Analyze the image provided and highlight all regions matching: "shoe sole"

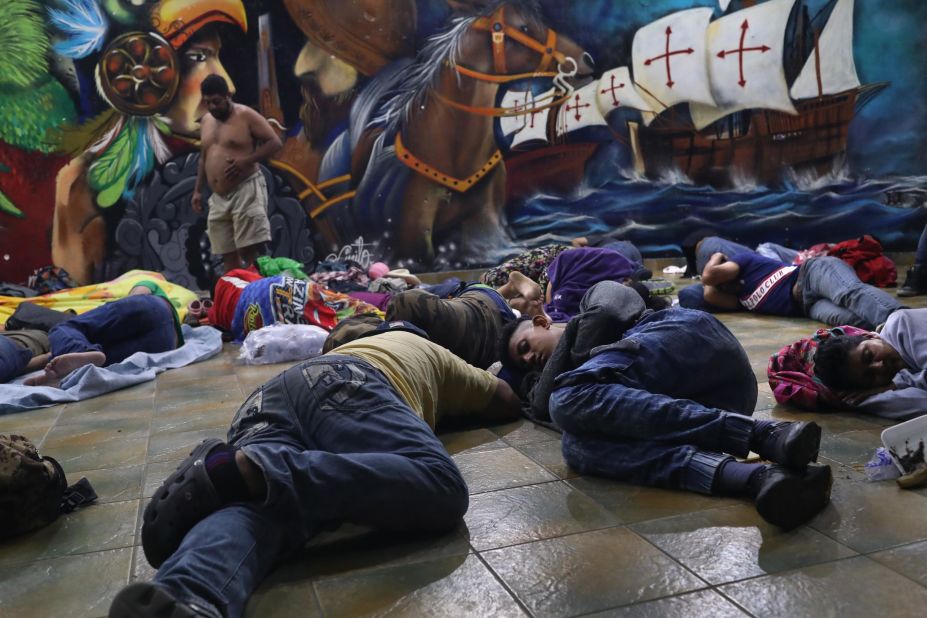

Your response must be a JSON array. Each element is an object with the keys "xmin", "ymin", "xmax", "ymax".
[
  {"xmin": 785, "ymin": 422, "xmax": 822, "ymax": 468},
  {"xmin": 142, "ymin": 439, "xmax": 224, "ymax": 568},
  {"xmin": 109, "ymin": 582, "xmax": 202, "ymax": 618},
  {"xmin": 756, "ymin": 465, "xmax": 833, "ymax": 530}
]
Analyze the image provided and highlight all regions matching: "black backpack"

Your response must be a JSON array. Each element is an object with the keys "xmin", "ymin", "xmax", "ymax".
[{"xmin": 0, "ymin": 435, "xmax": 96, "ymax": 540}]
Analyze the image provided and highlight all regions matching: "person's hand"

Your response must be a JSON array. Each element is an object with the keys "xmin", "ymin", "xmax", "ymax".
[
  {"xmin": 192, "ymin": 191, "xmax": 203, "ymax": 214},
  {"xmin": 224, "ymin": 156, "xmax": 250, "ymax": 180},
  {"xmin": 837, "ymin": 383, "xmax": 894, "ymax": 407}
]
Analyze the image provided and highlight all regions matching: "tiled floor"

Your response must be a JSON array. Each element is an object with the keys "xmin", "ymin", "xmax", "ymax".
[{"xmin": 2, "ymin": 281, "xmax": 927, "ymax": 618}]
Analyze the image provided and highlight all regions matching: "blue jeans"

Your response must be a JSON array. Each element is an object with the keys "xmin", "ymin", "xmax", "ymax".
[
  {"xmin": 48, "ymin": 295, "xmax": 177, "ymax": 364},
  {"xmin": 917, "ymin": 224, "xmax": 927, "ymax": 265},
  {"xmin": 695, "ymin": 236, "xmax": 752, "ymax": 275},
  {"xmin": 0, "ymin": 336, "xmax": 31, "ymax": 383},
  {"xmin": 799, "ymin": 256, "xmax": 902, "ymax": 329},
  {"xmin": 155, "ymin": 356, "xmax": 468, "ymax": 618},
  {"xmin": 549, "ymin": 309, "xmax": 757, "ymax": 494},
  {"xmin": 756, "ymin": 242, "xmax": 799, "ymax": 264}
]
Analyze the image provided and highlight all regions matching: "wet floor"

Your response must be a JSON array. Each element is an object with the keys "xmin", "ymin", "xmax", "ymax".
[{"xmin": 1, "ymin": 278, "xmax": 926, "ymax": 617}]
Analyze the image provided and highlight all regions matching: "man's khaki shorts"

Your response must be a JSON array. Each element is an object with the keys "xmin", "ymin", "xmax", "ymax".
[{"xmin": 207, "ymin": 171, "xmax": 272, "ymax": 255}]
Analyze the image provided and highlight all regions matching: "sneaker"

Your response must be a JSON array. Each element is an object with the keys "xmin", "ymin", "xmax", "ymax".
[
  {"xmin": 640, "ymin": 278, "xmax": 675, "ymax": 295},
  {"xmin": 897, "ymin": 265, "xmax": 927, "ymax": 297},
  {"xmin": 754, "ymin": 464, "xmax": 833, "ymax": 530},
  {"xmin": 751, "ymin": 421, "xmax": 821, "ymax": 468},
  {"xmin": 142, "ymin": 439, "xmax": 224, "ymax": 568},
  {"xmin": 109, "ymin": 582, "xmax": 213, "ymax": 618}
]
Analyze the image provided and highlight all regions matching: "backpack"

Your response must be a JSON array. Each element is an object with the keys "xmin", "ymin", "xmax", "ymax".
[
  {"xmin": 827, "ymin": 235, "xmax": 897, "ymax": 288},
  {"xmin": 0, "ymin": 435, "xmax": 97, "ymax": 540},
  {"xmin": 5, "ymin": 302, "xmax": 75, "ymax": 332},
  {"xmin": 767, "ymin": 325, "xmax": 869, "ymax": 410},
  {"xmin": 27, "ymin": 266, "xmax": 77, "ymax": 295}
]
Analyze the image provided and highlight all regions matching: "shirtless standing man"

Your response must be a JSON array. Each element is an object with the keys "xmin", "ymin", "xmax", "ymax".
[{"xmin": 193, "ymin": 74, "xmax": 283, "ymax": 273}]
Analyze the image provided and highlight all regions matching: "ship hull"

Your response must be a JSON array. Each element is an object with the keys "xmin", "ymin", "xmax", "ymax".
[
  {"xmin": 634, "ymin": 89, "xmax": 860, "ymax": 186},
  {"xmin": 505, "ymin": 143, "xmax": 601, "ymax": 202}
]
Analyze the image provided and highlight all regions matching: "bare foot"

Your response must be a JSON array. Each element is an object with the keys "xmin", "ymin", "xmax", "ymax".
[
  {"xmin": 508, "ymin": 271, "xmax": 542, "ymax": 301},
  {"xmin": 46, "ymin": 351, "xmax": 106, "ymax": 381},
  {"xmin": 24, "ymin": 369, "xmax": 61, "ymax": 388}
]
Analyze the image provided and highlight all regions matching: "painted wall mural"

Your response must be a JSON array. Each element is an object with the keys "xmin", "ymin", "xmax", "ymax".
[{"xmin": 0, "ymin": 0, "xmax": 925, "ymax": 285}]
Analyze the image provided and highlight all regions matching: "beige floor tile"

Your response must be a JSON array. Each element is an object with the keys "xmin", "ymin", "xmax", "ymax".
[
  {"xmin": 483, "ymin": 527, "xmax": 705, "ymax": 617},
  {"xmin": 490, "ymin": 419, "xmax": 561, "ymax": 445},
  {"xmin": 453, "ymin": 446, "xmax": 557, "ymax": 494},
  {"xmin": 0, "ymin": 500, "xmax": 138, "ymax": 568},
  {"xmin": 149, "ymin": 404, "xmax": 236, "ymax": 434},
  {"xmin": 869, "ymin": 539, "xmax": 927, "ymax": 587},
  {"xmin": 69, "ymin": 464, "xmax": 145, "ymax": 504},
  {"xmin": 143, "ymin": 458, "xmax": 184, "ymax": 498},
  {"xmin": 818, "ymin": 429, "xmax": 884, "ymax": 467},
  {"xmin": 719, "ymin": 556, "xmax": 927, "ymax": 618},
  {"xmin": 465, "ymin": 481, "xmax": 619, "ymax": 551},
  {"xmin": 567, "ymin": 475, "xmax": 739, "ymax": 524},
  {"xmin": 439, "ymin": 428, "xmax": 507, "ymax": 456},
  {"xmin": 42, "ymin": 434, "xmax": 149, "ymax": 471},
  {"xmin": 587, "ymin": 590, "xmax": 750, "ymax": 618},
  {"xmin": 154, "ymin": 386, "xmax": 242, "ymax": 416},
  {"xmin": 245, "ymin": 561, "xmax": 324, "ymax": 618},
  {"xmin": 0, "ymin": 547, "xmax": 132, "ymax": 618},
  {"xmin": 314, "ymin": 554, "xmax": 525, "ymax": 618},
  {"xmin": 811, "ymin": 470, "xmax": 927, "ymax": 552},
  {"xmin": 301, "ymin": 524, "xmax": 471, "ymax": 579},
  {"xmin": 517, "ymin": 439, "xmax": 579, "ymax": 480},
  {"xmin": 146, "ymin": 427, "xmax": 225, "ymax": 463},
  {"xmin": 631, "ymin": 504, "xmax": 857, "ymax": 585}
]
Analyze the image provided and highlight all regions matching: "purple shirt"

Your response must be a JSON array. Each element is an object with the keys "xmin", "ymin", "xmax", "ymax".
[
  {"xmin": 731, "ymin": 252, "xmax": 801, "ymax": 316},
  {"xmin": 544, "ymin": 247, "xmax": 636, "ymax": 322}
]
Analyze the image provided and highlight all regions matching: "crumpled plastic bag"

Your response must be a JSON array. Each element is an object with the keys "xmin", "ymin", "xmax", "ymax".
[
  {"xmin": 865, "ymin": 447, "xmax": 901, "ymax": 482},
  {"xmin": 238, "ymin": 324, "xmax": 328, "ymax": 365}
]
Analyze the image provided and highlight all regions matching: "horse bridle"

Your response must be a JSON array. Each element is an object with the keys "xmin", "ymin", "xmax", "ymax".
[
  {"xmin": 455, "ymin": 5, "xmax": 568, "ymax": 83},
  {"xmin": 434, "ymin": 6, "xmax": 578, "ymax": 117}
]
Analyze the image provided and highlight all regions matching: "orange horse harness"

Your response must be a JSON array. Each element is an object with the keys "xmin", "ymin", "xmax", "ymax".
[{"xmin": 397, "ymin": 5, "xmax": 572, "ymax": 190}]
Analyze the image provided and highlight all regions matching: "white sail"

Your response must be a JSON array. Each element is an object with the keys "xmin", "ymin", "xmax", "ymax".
[
  {"xmin": 555, "ymin": 81, "xmax": 608, "ymax": 136},
  {"xmin": 719, "ymin": 0, "xmax": 732, "ymax": 11},
  {"xmin": 701, "ymin": 0, "xmax": 797, "ymax": 124},
  {"xmin": 509, "ymin": 88, "xmax": 555, "ymax": 148},
  {"xmin": 790, "ymin": 0, "xmax": 861, "ymax": 99},
  {"xmin": 499, "ymin": 90, "xmax": 531, "ymax": 136},
  {"xmin": 688, "ymin": 101, "xmax": 733, "ymax": 131},
  {"xmin": 596, "ymin": 67, "xmax": 656, "ymax": 116},
  {"xmin": 632, "ymin": 8, "xmax": 716, "ymax": 111}
]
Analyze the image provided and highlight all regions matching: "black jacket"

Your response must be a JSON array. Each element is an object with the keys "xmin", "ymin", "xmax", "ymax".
[{"xmin": 524, "ymin": 281, "xmax": 651, "ymax": 426}]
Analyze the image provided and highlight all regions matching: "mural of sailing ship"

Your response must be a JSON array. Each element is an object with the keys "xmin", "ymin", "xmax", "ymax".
[{"xmin": 500, "ymin": 0, "xmax": 886, "ymax": 189}]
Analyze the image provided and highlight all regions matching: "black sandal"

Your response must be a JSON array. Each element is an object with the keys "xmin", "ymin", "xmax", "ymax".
[{"xmin": 142, "ymin": 439, "xmax": 224, "ymax": 568}]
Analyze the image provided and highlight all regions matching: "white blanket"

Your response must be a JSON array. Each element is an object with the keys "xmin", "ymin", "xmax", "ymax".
[{"xmin": 0, "ymin": 325, "xmax": 223, "ymax": 414}]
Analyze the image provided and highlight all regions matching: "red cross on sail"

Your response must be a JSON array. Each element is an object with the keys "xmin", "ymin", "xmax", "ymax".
[
  {"xmin": 555, "ymin": 82, "xmax": 607, "ymax": 136},
  {"xmin": 507, "ymin": 87, "xmax": 556, "ymax": 149},
  {"xmin": 595, "ymin": 67, "xmax": 655, "ymax": 123},
  {"xmin": 691, "ymin": 0, "xmax": 796, "ymax": 130},
  {"xmin": 632, "ymin": 7, "xmax": 715, "ymax": 111}
]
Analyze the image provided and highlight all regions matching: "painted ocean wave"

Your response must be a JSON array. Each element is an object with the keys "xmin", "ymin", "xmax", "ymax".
[{"xmin": 508, "ymin": 174, "xmax": 927, "ymax": 256}]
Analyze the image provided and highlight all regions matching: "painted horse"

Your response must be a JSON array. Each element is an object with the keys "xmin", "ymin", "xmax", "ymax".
[{"xmin": 316, "ymin": 0, "xmax": 593, "ymax": 268}]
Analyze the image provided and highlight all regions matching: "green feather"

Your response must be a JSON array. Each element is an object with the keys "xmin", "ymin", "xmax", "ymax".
[
  {"xmin": 0, "ymin": 0, "xmax": 50, "ymax": 89},
  {"xmin": 0, "ymin": 190, "xmax": 24, "ymax": 218},
  {"xmin": 88, "ymin": 121, "xmax": 136, "ymax": 208},
  {"xmin": 151, "ymin": 116, "xmax": 171, "ymax": 136},
  {"xmin": 0, "ymin": 78, "xmax": 76, "ymax": 153}
]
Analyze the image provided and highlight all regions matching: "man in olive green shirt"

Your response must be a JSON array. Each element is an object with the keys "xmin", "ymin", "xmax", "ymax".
[{"xmin": 113, "ymin": 328, "xmax": 520, "ymax": 618}]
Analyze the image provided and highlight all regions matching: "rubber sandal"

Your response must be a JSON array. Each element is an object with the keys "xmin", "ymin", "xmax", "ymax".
[{"xmin": 142, "ymin": 439, "xmax": 224, "ymax": 568}]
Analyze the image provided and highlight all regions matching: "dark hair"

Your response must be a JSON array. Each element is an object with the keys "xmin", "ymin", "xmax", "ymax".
[
  {"xmin": 813, "ymin": 334, "xmax": 868, "ymax": 390},
  {"xmin": 201, "ymin": 74, "xmax": 230, "ymax": 96},
  {"xmin": 498, "ymin": 315, "xmax": 533, "ymax": 370},
  {"xmin": 626, "ymin": 281, "xmax": 670, "ymax": 311}
]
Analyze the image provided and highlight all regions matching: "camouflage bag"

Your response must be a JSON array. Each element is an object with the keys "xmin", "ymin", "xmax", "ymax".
[{"xmin": 0, "ymin": 435, "xmax": 96, "ymax": 540}]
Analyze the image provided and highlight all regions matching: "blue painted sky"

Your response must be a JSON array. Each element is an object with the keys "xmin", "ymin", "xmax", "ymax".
[
  {"xmin": 420, "ymin": 0, "xmax": 926, "ymax": 177},
  {"xmin": 547, "ymin": 0, "xmax": 926, "ymax": 177}
]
